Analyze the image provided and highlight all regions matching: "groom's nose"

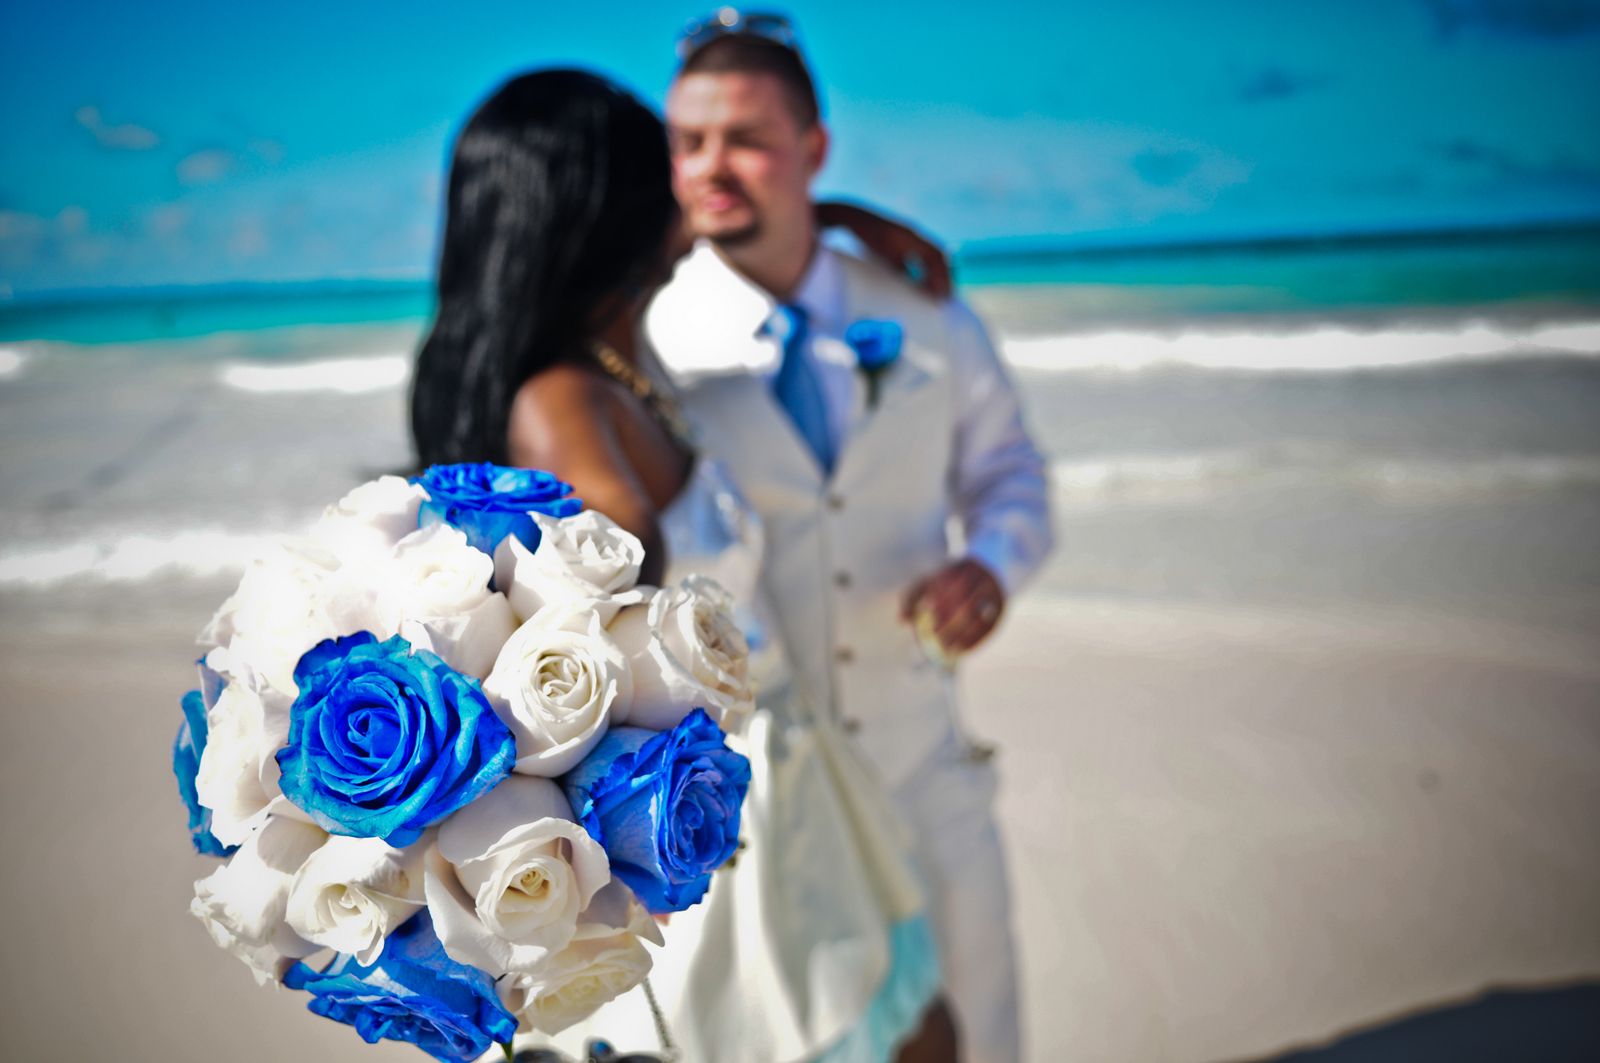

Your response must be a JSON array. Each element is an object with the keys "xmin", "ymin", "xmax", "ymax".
[{"xmin": 684, "ymin": 134, "xmax": 732, "ymax": 182}]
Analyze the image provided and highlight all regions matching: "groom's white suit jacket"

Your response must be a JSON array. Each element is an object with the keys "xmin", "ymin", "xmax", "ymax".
[{"xmin": 647, "ymin": 243, "xmax": 1053, "ymax": 786}]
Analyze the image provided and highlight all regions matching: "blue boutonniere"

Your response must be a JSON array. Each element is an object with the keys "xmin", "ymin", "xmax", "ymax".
[{"xmin": 844, "ymin": 319, "xmax": 904, "ymax": 409}]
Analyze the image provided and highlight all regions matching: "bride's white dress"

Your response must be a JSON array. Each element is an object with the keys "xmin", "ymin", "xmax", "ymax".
[{"xmin": 533, "ymin": 458, "xmax": 940, "ymax": 1063}]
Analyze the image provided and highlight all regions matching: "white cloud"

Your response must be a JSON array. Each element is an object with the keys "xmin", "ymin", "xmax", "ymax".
[
  {"xmin": 0, "ymin": 209, "xmax": 91, "ymax": 270},
  {"xmin": 145, "ymin": 203, "xmax": 192, "ymax": 239},
  {"xmin": 62, "ymin": 233, "xmax": 115, "ymax": 267},
  {"xmin": 228, "ymin": 216, "xmax": 269, "ymax": 259},
  {"xmin": 74, "ymin": 105, "xmax": 161, "ymax": 151},
  {"xmin": 0, "ymin": 210, "xmax": 48, "ymax": 242},
  {"xmin": 249, "ymin": 139, "xmax": 285, "ymax": 164},
  {"xmin": 177, "ymin": 148, "xmax": 237, "ymax": 185},
  {"xmin": 56, "ymin": 206, "xmax": 88, "ymax": 235}
]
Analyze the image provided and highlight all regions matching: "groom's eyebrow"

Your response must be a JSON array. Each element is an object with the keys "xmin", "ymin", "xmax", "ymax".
[{"xmin": 670, "ymin": 119, "xmax": 770, "ymax": 143}]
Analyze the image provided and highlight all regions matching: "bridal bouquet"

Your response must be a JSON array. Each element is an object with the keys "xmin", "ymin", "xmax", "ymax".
[{"xmin": 172, "ymin": 463, "xmax": 755, "ymax": 1062}]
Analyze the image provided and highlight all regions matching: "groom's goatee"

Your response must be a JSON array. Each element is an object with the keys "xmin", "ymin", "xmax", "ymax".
[{"xmin": 708, "ymin": 223, "xmax": 762, "ymax": 247}]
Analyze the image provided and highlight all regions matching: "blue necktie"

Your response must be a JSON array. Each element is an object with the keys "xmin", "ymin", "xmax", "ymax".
[{"xmin": 766, "ymin": 302, "xmax": 834, "ymax": 474}]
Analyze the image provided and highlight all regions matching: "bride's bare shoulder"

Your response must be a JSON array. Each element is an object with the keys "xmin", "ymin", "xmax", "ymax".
[
  {"xmin": 512, "ymin": 361, "xmax": 605, "ymax": 408},
  {"xmin": 506, "ymin": 363, "xmax": 615, "ymax": 465}
]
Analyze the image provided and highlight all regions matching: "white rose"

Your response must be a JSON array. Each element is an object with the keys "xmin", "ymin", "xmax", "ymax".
[
  {"xmin": 608, "ymin": 575, "xmax": 753, "ymax": 731},
  {"xmin": 396, "ymin": 600, "xmax": 514, "ymax": 681},
  {"xmin": 312, "ymin": 475, "xmax": 428, "ymax": 561},
  {"xmin": 380, "ymin": 523, "xmax": 514, "ymax": 679},
  {"xmin": 500, "ymin": 933, "xmax": 652, "ymax": 1034},
  {"xmin": 496, "ymin": 511, "xmax": 645, "ymax": 621},
  {"xmin": 381, "ymin": 523, "xmax": 495, "ymax": 621},
  {"xmin": 190, "ymin": 816, "xmax": 327, "ymax": 985},
  {"xmin": 317, "ymin": 560, "xmax": 388, "ymax": 645},
  {"xmin": 483, "ymin": 601, "xmax": 633, "ymax": 777},
  {"xmin": 284, "ymin": 835, "xmax": 426, "ymax": 966},
  {"xmin": 198, "ymin": 538, "xmax": 343, "ymax": 696},
  {"xmin": 194, "ymin": 675, "xmax": 292, "ymax": 847},
  {"xmin": 426, "ymin": 776, "xmax": 611, "ymax": 975},
  {"xmin": 495, "ymin": 880, "xmax": 662, "ymax": 1034}
]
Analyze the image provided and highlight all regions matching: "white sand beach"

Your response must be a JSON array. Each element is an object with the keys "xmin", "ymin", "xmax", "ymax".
[
  {"xmin": 974, "ymin": 595, "xmax": 1600, "ymax": 1061},
  {"xmin": 1, "ymin": 316, "xmax": 1598, "ymax": 1061}
]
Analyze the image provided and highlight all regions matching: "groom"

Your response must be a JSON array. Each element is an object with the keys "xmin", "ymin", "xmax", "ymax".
[{"xmin": 646, "ymin": 12, "xmax": 1053, "ymax": 1062}]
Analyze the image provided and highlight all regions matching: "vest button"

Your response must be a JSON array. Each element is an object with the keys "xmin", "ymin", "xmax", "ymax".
[
  {"xmin": 834, "ymin": 646, "xmax": 855, "ymax": 665},
  {"xmin": 840, "ymin": 717, "xmax": 862, "ymax": 734},
  {"xmin": 834, "ymin": 571, "xmax": 852, "ymax": 589},
  {"xmin": 826, "ymin": 492, "xmax": 846, "ymax": 511}
]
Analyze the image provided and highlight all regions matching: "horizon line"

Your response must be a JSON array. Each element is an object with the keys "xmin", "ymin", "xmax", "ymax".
[
  {"xmin": 5, "ymin": 216, "xmax": 1600, "ymax": 309},
  {"xmin": 958, "ymin": 216, "xmax": 1600, "ymax": 263}
]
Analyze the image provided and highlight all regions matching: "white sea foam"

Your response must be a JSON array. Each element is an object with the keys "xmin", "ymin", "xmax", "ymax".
[
  {"xmin": 1002, "ymin": 320, "xmax": 1600, "ymax": 372},
  {"xmin": 0, "ymin": 347, "xmax": 27, "ymax": 379},
  {"xmin": 0, "ymin": 528, "xmax": 278, "ymax": 588},
  {"xmin": 1050, "ymin": 450, "xmax": 1600, "ymax": 509},
  {"xmin": 219, "ymin": 353, "xmax": 409, "ymax": 394}
]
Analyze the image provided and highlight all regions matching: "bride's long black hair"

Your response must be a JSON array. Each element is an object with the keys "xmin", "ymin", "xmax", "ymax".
[{"xmin": 411, "ymin": 69, "xmax": 677, "ymax": 466}]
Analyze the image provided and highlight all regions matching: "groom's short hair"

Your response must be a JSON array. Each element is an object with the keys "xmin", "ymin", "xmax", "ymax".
[{"xmin": 677, "ymin": 34, "xmax": 821, "ymax": 128}]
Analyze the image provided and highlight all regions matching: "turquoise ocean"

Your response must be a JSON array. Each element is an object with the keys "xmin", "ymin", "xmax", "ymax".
[
  {"xmin": 3, "ymin": 222, "xmax": 1600, "ymax": 634},
  {"xmin": 4, "ymin": 222, "xmax": 1600, "ymax": 345}
]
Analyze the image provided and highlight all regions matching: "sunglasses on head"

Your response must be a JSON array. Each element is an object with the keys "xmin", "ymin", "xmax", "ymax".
[{"xmin": 677, "ymin": 8, "xmax": 801, "ymax": 59}]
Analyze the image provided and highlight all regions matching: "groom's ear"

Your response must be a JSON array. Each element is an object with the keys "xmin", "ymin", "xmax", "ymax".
[{"xmin": 802, "ymin": 122, "xmax": 829, "ymax": 182}]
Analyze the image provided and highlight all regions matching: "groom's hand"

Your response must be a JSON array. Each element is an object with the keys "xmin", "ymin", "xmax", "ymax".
[{"xmin": 901, "ymin": 558, "xmax": 1006, "ymax": 654}]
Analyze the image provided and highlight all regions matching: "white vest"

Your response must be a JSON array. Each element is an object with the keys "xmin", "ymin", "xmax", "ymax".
[{"xmin": 650, "ymin": 247, "xmax": 1009, "ymax": 785}]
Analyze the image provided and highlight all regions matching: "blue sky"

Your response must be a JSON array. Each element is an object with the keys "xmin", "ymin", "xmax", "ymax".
[{"xmin": 2, "ymin": 0, "xmax": 1599, "ymax": 295}]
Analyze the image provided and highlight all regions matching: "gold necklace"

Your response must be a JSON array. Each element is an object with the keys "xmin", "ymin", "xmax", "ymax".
[{"xmin": 589, "ymin": 342, "xmax": 697, "ymax": 450}]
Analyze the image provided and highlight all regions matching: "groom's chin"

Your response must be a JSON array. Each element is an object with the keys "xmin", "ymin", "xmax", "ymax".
[{"xmin": 702, "ymin": 219, "xmax": 761, "ymax": 247}]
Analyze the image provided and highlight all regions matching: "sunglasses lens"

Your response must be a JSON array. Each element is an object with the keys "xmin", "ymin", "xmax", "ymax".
[
  {"xmin": 678, "ymin": 9, "xmax": 798, "ymax": 56},
  {"xmin": 745, "ymin": 13, "xmax": 795, "ymax": 41}
]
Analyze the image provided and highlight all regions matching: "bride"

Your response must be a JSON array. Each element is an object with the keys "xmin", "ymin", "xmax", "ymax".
[{"xmin": 410, "ymin": 70, "xmax": 957, "ymax": 1063}]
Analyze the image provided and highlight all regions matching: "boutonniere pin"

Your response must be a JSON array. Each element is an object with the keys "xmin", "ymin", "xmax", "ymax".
[{"xmin": 844, "ymin": 319, "xmax": 904, "ymax": 410}]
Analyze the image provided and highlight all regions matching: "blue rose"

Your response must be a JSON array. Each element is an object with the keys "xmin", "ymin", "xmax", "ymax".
[
  {"xmin": 414, "ymin": 462, "xmax": 582, "ymax": 557},
  {"xmin": 561, "ymin": 708, "xmax": 751, "ymax": 913},
  {"xmin": 844, "ymin": 318, "xmax": 904, "ymax": 372},
  {"xmin": 844, "ymin": 319, "xmax": 904, "ymax": 408},
  {"xmin": 277, "ymin": 632, "xmax": 516, "ymax": 847},
  {"xmin": 284, "ymin": 909, "xmax": 517, "ymax": 1063},
  {"xmin": 172, "ymin": 688, "xmax": 237, "ymax": 858}
]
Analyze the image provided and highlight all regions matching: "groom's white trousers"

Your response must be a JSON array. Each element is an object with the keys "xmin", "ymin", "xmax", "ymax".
[{"xmin": 889, "ymin": 733, "xmax": 1022, "ymax": 1063}]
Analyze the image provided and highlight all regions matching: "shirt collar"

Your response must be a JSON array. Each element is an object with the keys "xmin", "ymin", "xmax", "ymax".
[{"xmin": 787, "ymin": 244, "xmax": 845, "ymax": 334}]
